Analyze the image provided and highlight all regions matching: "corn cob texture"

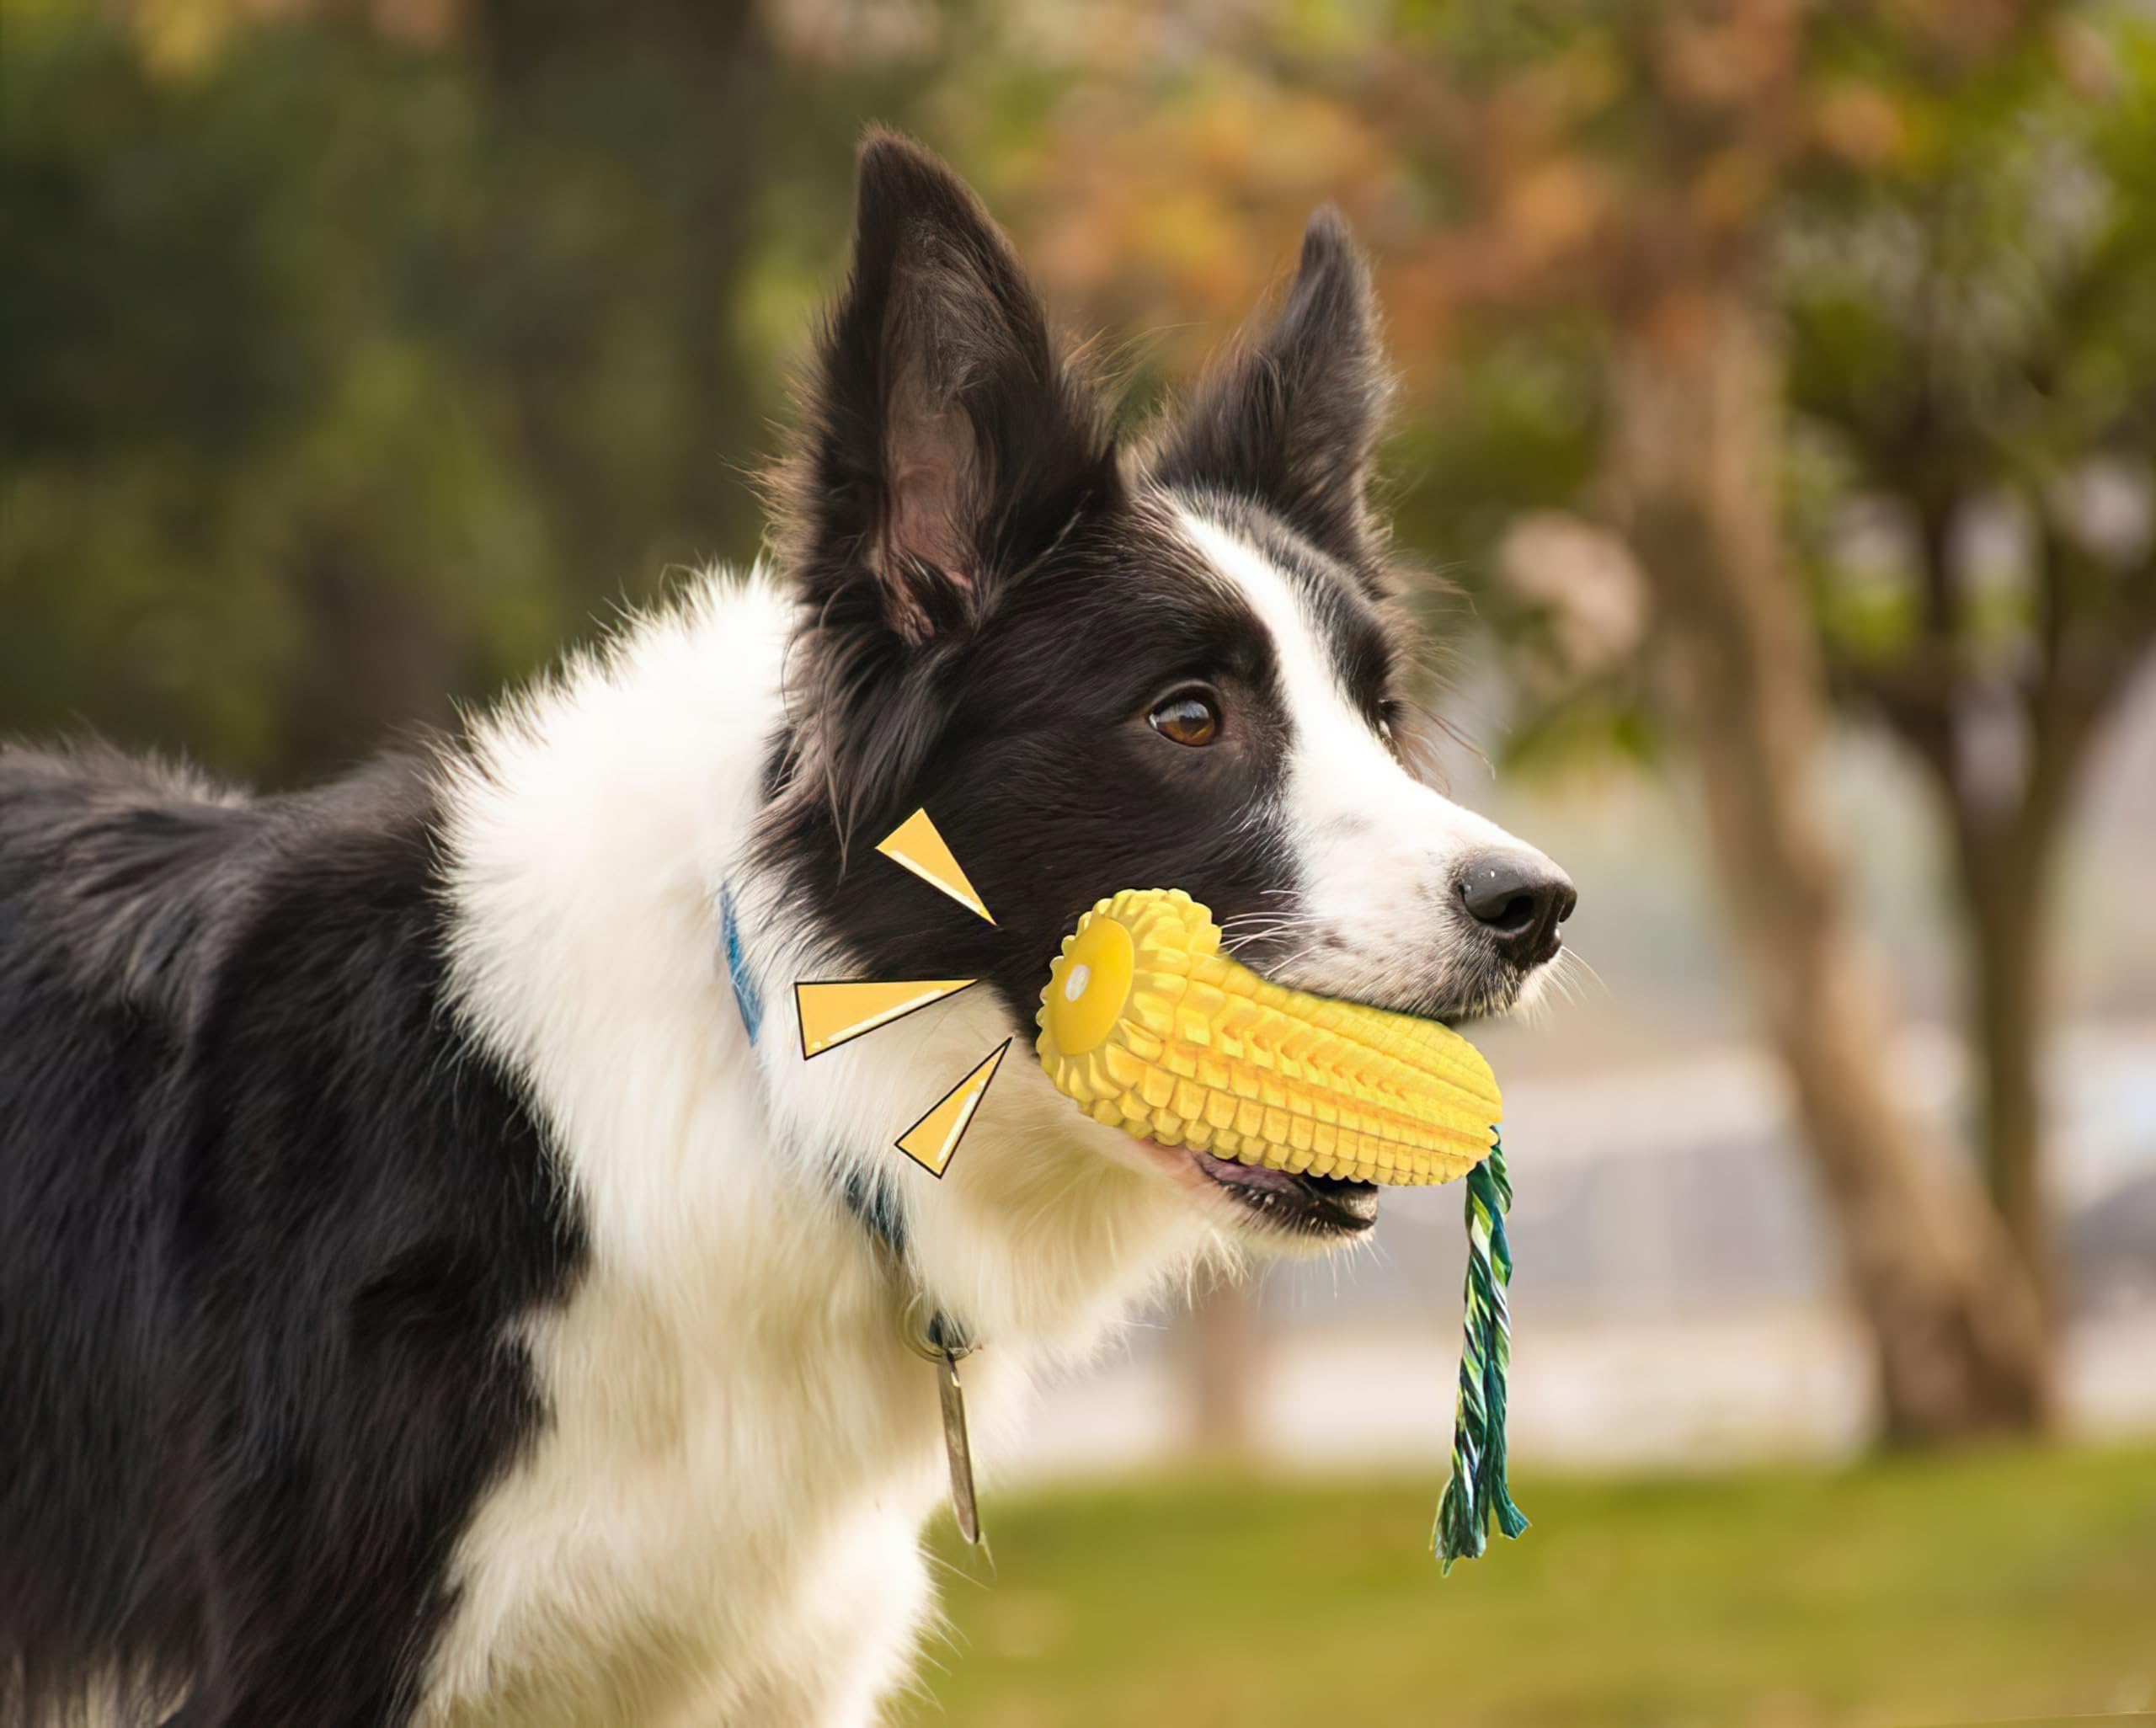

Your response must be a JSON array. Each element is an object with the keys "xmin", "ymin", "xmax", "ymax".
[{"xmin": 1036, "ymin": 888, "xmax": 1502, "ymax": 1185}]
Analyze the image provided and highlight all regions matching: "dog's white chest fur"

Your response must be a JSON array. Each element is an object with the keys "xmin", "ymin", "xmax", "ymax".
[
  {"xmin": 424, "ymin": 575, "xmax": 1210, "ymax": 1725},
  {"xmin": 416, "ymin": 1240, "xmax": 961, "ymax": 1726}
]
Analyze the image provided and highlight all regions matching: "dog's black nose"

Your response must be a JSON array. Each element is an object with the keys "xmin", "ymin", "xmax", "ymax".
[{"xmin": 1457, "ymin": 853, "xmax": 1577, "ymax": 966}]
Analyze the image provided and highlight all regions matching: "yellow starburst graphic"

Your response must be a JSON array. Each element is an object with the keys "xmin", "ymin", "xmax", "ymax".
[{"xmin": 795, "ymin": 808, "xmax": 1004, "ymax": 1176}]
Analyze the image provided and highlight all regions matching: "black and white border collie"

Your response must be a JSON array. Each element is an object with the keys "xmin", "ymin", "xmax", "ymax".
[{"xmin": 1, "ymin": 134, "xmax": 1573, "ymax": 1727}]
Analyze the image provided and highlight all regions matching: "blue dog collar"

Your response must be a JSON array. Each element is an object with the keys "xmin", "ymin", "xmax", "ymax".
[{"xmin": 721, "ymin": 883, "xmax": 762, "ymax": 1047}]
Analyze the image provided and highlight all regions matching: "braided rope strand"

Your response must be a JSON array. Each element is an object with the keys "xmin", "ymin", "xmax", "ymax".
[{"xmin": 1434, "ymin": 1133, "xmax": 1529, "ymax": 1571}]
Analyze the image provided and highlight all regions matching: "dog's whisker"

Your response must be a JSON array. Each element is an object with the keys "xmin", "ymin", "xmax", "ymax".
[{"xmin": 1560, "ymin": 946, "xmax": 1608, "ymax": 996}]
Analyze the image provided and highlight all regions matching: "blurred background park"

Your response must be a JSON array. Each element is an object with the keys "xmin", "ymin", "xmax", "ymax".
[{"xmin": 3, "ymin": 0, "xmax": 2153, "ymax": 1720}]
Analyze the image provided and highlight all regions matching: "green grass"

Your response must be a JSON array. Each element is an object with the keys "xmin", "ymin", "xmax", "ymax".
[{"xmin": 910, "ymin": 1446, "xmax": 2156, "ymax": 1728}]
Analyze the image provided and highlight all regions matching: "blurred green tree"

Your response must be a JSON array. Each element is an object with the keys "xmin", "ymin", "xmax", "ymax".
[
  {"xmin": 1783, "ymin": 15, "xmax": 2156, "ymax": 1345},
  {"xmin": 0, "ymin": 0, "xmax": 937, "ymax": 782}
]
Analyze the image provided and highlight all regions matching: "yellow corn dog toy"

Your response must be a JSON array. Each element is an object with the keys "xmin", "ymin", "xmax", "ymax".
[{"xmin": 1036, "ymin": 888, "xmax": 1502, "ymax": 1185}]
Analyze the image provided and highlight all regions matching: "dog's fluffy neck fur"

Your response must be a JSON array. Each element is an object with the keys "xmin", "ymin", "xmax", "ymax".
[{"xmin": 427, "ymin": 569, "xmax": 1216, "ymax": 1720}]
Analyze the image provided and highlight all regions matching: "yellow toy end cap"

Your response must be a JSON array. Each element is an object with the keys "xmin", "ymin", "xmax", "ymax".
[{"xmin": 1041, "ymin": 909, "xmax": 1135, "ymax": 1059}]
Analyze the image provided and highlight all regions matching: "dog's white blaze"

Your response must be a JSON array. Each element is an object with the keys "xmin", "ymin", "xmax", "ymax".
[
  {"xmin": 430, "ymin": 571, "xmax": 1214, "ymax": 1726},
  {"xmin": 1179, "ymin": 509, "xmax": 1558, "ymax": 1008}
]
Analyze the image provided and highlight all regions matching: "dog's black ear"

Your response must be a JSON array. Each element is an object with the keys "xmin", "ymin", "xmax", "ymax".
[
  {"xmin": 1155, "ymin": 208, "xmax": 1392, "ymax": 563},
  {"xmin": 780, "ymin": 131, "xmax": 1115, "ymax": 646}
]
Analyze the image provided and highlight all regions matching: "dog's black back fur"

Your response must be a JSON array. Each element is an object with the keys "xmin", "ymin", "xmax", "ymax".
[{"xmin": 0, "ymin": 747, "xmax": 584, "ymax": 1726}]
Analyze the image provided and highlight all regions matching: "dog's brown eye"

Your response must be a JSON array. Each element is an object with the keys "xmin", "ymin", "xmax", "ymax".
[{"xmin": 1149, "ymin": 691, "xmax": 1219, "ymax": 748}]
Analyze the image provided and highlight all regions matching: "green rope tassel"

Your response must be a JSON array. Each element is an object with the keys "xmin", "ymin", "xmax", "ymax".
[{"xmin": 1434, "ymin": 1132, "xmax": 1529, "ymax": 1572}]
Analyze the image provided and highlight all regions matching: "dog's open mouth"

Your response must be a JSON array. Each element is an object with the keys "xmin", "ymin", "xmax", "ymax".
[{"xmin": 1180, "ymin": 1145, "xmax": 1380, "ymax": 1239}]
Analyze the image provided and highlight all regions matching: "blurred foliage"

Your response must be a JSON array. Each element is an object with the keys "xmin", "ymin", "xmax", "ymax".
[
  {"xmin": 3, "ymin": 0, "xmax": 2148, "ymax": 788},
  {"xmin": 917, "ymin": 1446, "xmax": 2156, "ymax": 1727},
  {"xmin": 0, "ymin": 0, "xmax": 940, "ymax": 781},
  {"xmin": 1780, "ymin": 19, "xmax": 2156, "ymax": 650}
]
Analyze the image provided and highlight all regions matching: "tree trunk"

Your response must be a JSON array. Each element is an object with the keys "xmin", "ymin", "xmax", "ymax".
[
  {"xmin": 1955, "ymin": 811, "xmax": 2057, "ymax": 1330},
  {"xmin": 1608, "ymin": 283, "xmax": 2052, "ymax": 1440},
  {"xmin": 1184, "ymin": 1277, "xmax": 1262, "ymax": 1453}
]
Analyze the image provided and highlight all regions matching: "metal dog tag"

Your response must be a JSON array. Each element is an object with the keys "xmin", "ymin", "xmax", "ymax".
[
  {"xmin": 899, "ymin": 1293, "xmax": 983, "ymax": 1545},
  {"xmin": 936, "ymin": 1347, "xmax": 982, "ymax": 1545}
]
